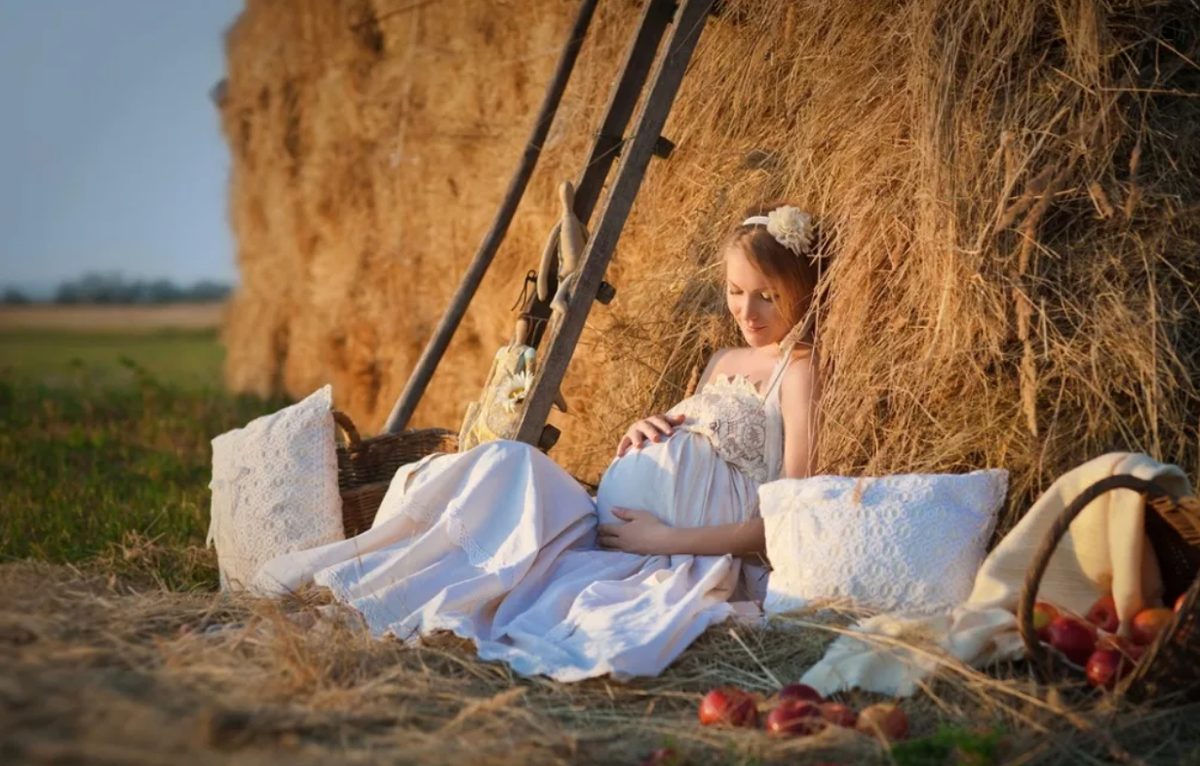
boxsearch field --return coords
[3,312,1199,765]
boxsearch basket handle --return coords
[1017,474,1177,667]
[331,409,362,448]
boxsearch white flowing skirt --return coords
[253,439,761,682]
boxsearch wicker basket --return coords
[1017,474,1200,703]
[333,410,458,537]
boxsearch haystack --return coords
[219,0,1200,529]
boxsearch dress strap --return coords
[762,346,799,403]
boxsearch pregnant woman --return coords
[254,204,827,681]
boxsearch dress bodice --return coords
[665,374,775,484]
[595,348,797,532]
[664,351,795,484]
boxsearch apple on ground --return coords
[855,704,909,741]
[1032,602,1059,642]
[1086,594,1120,633]
[1046,616,1096,665]
[764,700,824,738]
[818,702,858,728]
[639,748,686,766]
[1085,648,1131,690]
[776,683,823,703]
[698,688,758,728]
[1130,608,1174,646]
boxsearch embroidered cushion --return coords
[760,470,1008,615]
[206,385,343,591]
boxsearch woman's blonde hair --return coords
[723,201,828,330]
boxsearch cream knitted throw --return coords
[799,452,1191,696]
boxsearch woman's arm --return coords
[598,509,765,556]
[670,517,765,556]
[780,352,820,479]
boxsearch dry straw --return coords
[6,559,1200,764]
[219,0,1200,530]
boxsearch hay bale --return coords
[220,0,1200,528]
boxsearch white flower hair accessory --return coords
[742,206,816,257]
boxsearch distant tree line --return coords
[0,273,233,305]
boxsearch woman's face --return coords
[725,244,792,348]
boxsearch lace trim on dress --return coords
[314,492,498,638]
[705,373,766,402]
[444,505,495,570]
[360,493,509,577]
[667,374,773,484]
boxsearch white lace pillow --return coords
[206,385,343,591]
[760,470,1008,615]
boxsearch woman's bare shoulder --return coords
[781,348,819,397]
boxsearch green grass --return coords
[0,329,283,589]
[0,329,226,389]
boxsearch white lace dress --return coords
[253,352,797,682]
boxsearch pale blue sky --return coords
[0,0,244,292]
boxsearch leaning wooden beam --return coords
[518,0,675,352]
[514,0,715,447]
[571,0,677,225]
[382,0,600,435]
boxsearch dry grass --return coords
[219,0,1200,533]
[4,558,1199,765]
[0,304,225,333]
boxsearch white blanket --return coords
[799,452,1191,696]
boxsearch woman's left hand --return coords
[597,508,673,555]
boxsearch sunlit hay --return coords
[220,1,1200,529]
[9,562,1200,764]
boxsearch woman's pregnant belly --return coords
[595,431,760,530]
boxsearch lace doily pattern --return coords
[666,374,771,484]
[760,470,1009,615]
[207,385,344,591]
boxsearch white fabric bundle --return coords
[760,469,1008,615]
[206,385,344,591]
[798,452,1190,696]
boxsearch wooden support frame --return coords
[515,0,678,353]
[571,0,678,225]
[514,0,715,446]
[382,0,600,434]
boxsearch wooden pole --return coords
[514,0,715,446]
[382,0,600,434]
[571,0,677,224]
[515,0,676,353]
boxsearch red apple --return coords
[776,683,823,703]
[764,699,823,738]
[1095,634,1143,663]
[1175,593,1189,613]
[1046,616,1097,665]
[698,687,758,728]
[1130,608,1174,646]
[818,702,858,728]
[1032,602,1059,642]
[639,748,686,766]
[855,703,909,741]
[1086,594,1120,633]
[1085,648,1130,690]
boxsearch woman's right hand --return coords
[616,413,686,457]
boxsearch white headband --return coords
[741,206,816,257]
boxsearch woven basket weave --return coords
[1017,474,1200,703]
[333,410,458,537]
